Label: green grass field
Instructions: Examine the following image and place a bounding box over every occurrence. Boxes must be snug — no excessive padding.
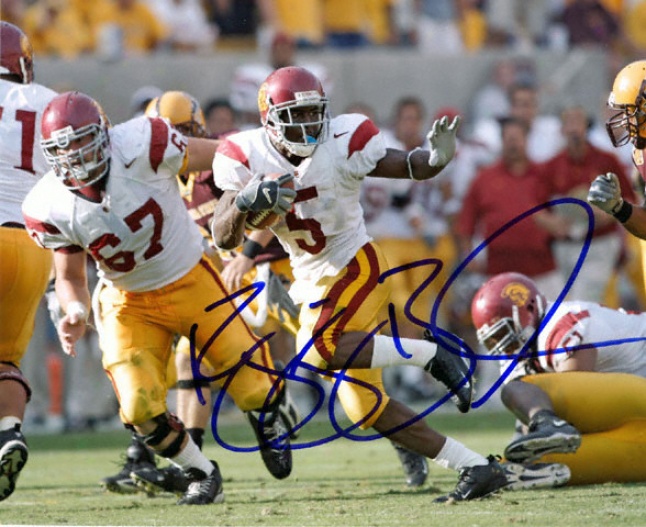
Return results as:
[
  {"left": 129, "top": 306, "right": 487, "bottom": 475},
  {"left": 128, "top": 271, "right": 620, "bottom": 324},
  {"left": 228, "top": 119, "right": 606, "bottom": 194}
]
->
[{"left": 3, "top": 410, "right": 646, "bottom": 527}]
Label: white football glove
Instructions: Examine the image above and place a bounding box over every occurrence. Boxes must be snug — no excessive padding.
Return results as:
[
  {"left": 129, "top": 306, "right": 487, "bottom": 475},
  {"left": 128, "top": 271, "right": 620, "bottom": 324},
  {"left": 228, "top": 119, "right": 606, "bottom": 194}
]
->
[
  {"left": 587, "top": 172, "right": 623, "bottom": 215},
  {"left": 426, "top": 115, "right": 461, "bottom": 167}
]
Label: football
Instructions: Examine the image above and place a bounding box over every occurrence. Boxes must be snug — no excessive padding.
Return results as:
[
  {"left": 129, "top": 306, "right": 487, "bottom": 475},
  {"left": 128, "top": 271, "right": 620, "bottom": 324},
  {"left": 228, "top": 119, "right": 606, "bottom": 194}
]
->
[{"left": 244, "top": 173, "right": 294, "bottom": 230}]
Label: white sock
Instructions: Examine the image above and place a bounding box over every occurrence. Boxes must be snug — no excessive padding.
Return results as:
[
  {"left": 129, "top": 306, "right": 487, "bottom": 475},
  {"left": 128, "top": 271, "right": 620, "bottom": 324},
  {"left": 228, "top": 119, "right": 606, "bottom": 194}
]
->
[
  {"left": 433, "top": 437, "right": 488, "bottom": 471},
  {"left": 0, "top": 416, "right": 21, "bottom": 432},
  {"left": 370, "top": 334, "right": 437, "bottom": 369},
  {"left": 169, "top": 436, "right": 213, "bottom": 475}
]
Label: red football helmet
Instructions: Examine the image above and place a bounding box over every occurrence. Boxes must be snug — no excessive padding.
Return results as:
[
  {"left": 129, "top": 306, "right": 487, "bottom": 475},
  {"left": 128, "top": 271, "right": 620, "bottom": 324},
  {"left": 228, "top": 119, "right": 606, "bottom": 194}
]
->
[
  {"left": 41, "top": 91, "right": 111, "bottom": 188},
  {"left": 257, "top": 66, "right": 329, "bottom": 157},
  {"left": 470, "top": 272, "right": 546, "bottom": 355},
  {"left": 0, "top": 22, "right": 34, "bottom": 84}
]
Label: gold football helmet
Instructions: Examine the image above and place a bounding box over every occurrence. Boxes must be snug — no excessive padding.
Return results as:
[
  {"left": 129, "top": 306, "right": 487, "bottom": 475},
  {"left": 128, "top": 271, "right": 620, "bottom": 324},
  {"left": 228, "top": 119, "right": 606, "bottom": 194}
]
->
[
  {"left": 606, "top": 60, "right": 646, "bottom": 149},
  {"left": 145, "top": 90, "right": 206, "bottom": 138}
]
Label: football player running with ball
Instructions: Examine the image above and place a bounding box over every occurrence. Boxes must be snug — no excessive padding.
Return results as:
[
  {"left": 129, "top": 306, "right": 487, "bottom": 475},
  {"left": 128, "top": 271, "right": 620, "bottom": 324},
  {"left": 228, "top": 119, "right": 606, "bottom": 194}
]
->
[
  {"left": 22, "top": 91, "right": 293, "bottom": 505},
  {"left": 211, "top": 66, "right": 509, "bottom": 502}
]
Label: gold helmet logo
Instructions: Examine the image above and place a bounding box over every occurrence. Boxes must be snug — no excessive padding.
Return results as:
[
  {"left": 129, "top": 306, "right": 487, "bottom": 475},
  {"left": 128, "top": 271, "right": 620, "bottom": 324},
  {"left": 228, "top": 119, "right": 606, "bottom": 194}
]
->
[
  {"left": 258, "top": 82, "right": 269, "bottom": 114},
  {"left": 501, "top": 282, "right": 530, "bottom": 306}
]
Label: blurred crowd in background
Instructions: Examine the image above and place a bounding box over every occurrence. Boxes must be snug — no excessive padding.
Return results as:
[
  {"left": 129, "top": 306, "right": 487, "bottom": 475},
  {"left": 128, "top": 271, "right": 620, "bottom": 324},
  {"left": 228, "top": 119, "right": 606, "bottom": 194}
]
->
[{"left": 3, "top": 0, "right": 646, "bottom": 61}]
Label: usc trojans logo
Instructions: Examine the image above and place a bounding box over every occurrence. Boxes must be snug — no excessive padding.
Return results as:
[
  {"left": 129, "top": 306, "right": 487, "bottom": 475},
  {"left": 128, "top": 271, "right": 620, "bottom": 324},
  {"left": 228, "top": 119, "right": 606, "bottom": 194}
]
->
[
  {"left": 501, "top": 282, "right": 530, "bottom": 307},
  {"left": 258, "top": 82, "right": 269, "bottom": 114}
]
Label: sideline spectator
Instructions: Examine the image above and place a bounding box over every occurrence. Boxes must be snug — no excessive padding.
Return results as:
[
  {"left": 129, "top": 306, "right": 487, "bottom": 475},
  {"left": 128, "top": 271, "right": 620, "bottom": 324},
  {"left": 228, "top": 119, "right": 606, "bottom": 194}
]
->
[
  {"left": 472, "top": 82, "right": 563, "bottom": 162},
  {"left": 469, "top": 57, "right": 518, "bottom": 123},
  {"left": 456, "top": 117, "right": 566, "bottom": 300},
  {"left": 543, "top": 105, "right": 635, "bottom": 302},
  {"left": 203, "top": 97, "right": 239, "bottom": 137}
]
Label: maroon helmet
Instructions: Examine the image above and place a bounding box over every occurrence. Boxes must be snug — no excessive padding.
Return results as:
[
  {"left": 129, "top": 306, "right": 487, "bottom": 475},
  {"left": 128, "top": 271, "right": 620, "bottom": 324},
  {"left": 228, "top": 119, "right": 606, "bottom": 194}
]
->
[
  {"left": 0, "top": 22, "right": 34, "bottom": 84},
  {"left": 471, "top": 272, "right": 546, "bottom": 355},
  {"left": 257, "top": 66, "right": 328, "bottom": 157},
  {"left": 40, "top": 91, "right": 111, "bottom": 188}
]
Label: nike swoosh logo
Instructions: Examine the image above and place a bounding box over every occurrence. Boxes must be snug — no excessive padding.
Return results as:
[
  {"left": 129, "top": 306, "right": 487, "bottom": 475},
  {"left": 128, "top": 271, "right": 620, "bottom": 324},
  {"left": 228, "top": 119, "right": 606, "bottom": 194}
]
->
[
  {"left": 262, "top": 187, "right": 273, "bottom": 203},
  {"left": 124, "top": 158, "right": 136, "bottom": 168},
  {"left": 334, "top": 132, "right": 349, "bottom": 138}
]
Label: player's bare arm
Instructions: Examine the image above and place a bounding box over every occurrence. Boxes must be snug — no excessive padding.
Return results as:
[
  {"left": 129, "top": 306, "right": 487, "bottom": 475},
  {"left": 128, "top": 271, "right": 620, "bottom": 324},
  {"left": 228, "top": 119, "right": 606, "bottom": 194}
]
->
[
  {"left": 620, "top": 204, "right": 646, "bottom": 239},
  {"left": 185, "top": 137, "right": 220, "bottom": 173},
  {"left": 221, "top": 228, "right": 275, "bottom": 291},
  {"left": 212, "top": 189, "right": 248, "bottom": 250},
  {"left": 52, "top": 250, "right": 91, "bottom": 357},
  {"left": 369, "top": 148, "right": 444, "bottom": 180},
  {"left": 368, "top": 115, "right": 460, "bottom": 181},
  {"left": 555, "top": 347, "right": 598, "bottom": 372}
]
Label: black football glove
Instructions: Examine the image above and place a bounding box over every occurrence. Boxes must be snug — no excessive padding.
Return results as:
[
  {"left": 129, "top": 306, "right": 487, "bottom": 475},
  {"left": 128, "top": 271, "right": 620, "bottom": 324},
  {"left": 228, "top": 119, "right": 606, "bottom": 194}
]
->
[{"left": 235, "top": 173, "right": 296, "bottom": 216}]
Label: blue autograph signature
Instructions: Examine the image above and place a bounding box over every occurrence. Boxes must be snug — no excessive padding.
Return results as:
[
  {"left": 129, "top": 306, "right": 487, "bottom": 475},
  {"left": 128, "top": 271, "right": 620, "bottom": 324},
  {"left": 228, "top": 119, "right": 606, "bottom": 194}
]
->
[{"left": 189, "top": 198, "right": 644, "bottom": 452}]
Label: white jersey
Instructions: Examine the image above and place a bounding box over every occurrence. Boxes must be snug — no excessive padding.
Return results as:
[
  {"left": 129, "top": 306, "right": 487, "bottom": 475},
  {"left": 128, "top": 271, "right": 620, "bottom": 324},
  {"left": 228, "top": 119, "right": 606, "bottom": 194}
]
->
[
  {"left": 212, "top": 113, "right": 387, "bottom": 304},
  {"left": 22, "top": 116, "right": 204, "bottom": 292},
  {"left": 0, "top": 79, "right": 57, "bottom": 225},
  {"left": 502, "top": 300, "right": 646, "bottom": 381}
]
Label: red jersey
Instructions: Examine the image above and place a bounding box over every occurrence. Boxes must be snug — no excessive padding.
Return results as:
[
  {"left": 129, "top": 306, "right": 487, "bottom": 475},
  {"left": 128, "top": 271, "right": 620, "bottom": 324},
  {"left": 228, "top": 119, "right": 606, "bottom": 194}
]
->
[{"left": 456, "top": 160, "right": 556, "bottom": 277}]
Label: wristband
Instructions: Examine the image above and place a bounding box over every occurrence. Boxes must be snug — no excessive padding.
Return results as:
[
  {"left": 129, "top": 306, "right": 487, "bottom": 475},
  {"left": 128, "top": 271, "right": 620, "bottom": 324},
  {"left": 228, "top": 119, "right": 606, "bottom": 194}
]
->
[
  {"left": 241, "top": 240, "right": 264, "bottom": 259},
  {"left": 406, "top": 147, "right": 422, "bottom": 180},
  {"left": 66, "top": 301, "right": 89, "bottom": 323},
  {"left": 613, "top": 201, "right": 633, "bottom": 223}
]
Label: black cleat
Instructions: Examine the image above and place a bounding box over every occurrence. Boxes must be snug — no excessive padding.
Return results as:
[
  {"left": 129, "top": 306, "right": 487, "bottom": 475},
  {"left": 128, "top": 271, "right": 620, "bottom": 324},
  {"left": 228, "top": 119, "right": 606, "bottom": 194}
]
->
[
  {"left": 277, "top": 387, "right": 301, "bottom": 440},
  {"left": 423, "top": 330, "right": 473, "bottom": 413},
  {"left": 100, "top": 436, "right": 156, "bottom": 494},
  {"left": 177, "top": 461, "right": 224, "bottom": 505},
  {"left": 131, "top": 464, "right": 189, "bottom": 497},
  {"left": 504, "top": 411, "right": 581, "bottom": 463},
  {"left": 434, "top": 455, "right": 509, "bottom": 503},
  {"left": 502, "top": 461, "right": 571, "bottom": 491},
  {"left": 247, "top": 387, "right": 292, "bottom": 479},
  {"left": 272, "top": 361, "right": 301, "bottom": 440},
  {"left": 0, "top": 425, "right": 28, "bottom": 502},
  {"left": 392, "top": 442, "right": 428, "bottom": 487}
]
